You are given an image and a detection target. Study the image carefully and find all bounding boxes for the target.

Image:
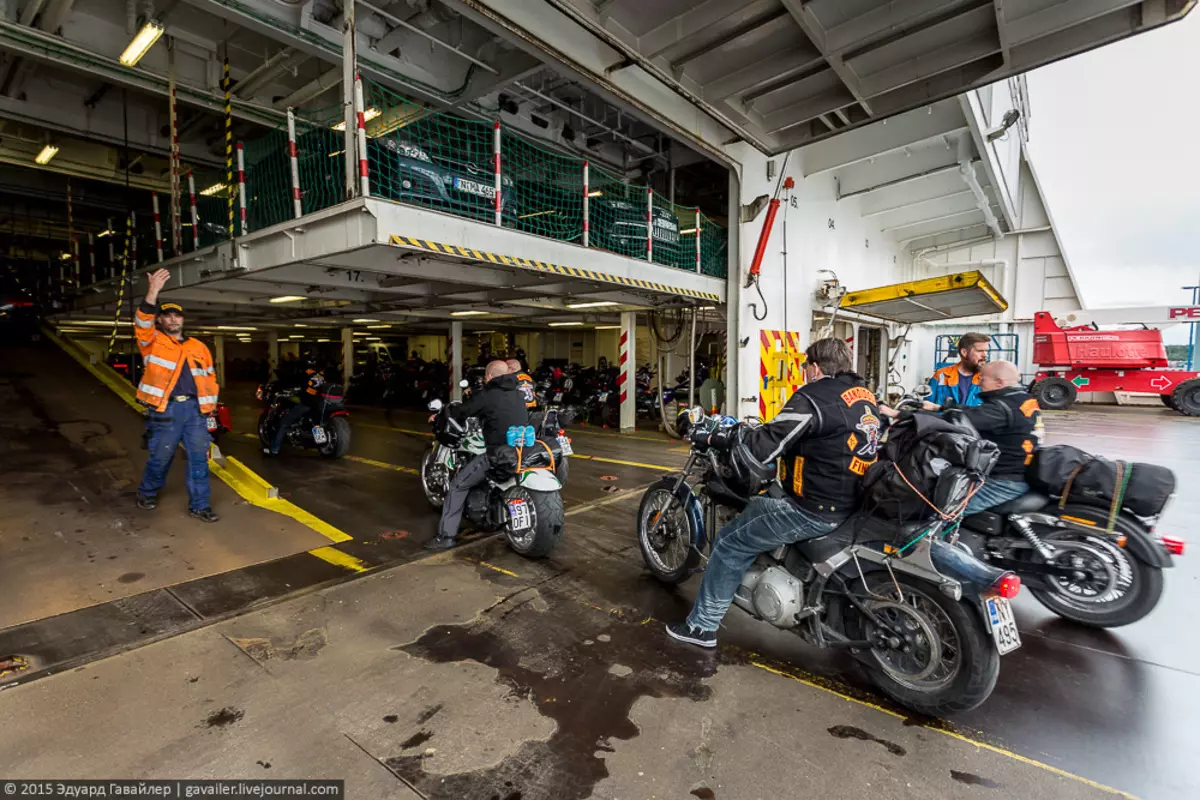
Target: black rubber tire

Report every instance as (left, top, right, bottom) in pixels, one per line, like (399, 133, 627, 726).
(257, 410, 273, 449)
(847, 572, 1000, 717)
(555, 456, 569, 485)
(1032, 377, 1077, 410)
(319, 416, 351, 458)
(1170, 378, 1200, 416)
(637, 476, 701, 585)
(1029, 506, 1165, 628)
(506, 489, 564, 558)
(1161, 394, 1177, 409)
(419, 446, 446, 510)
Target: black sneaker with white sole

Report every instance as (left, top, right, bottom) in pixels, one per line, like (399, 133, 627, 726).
(665, 621, 717, 648)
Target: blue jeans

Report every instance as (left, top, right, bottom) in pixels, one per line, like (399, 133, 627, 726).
(965, 478, 1029, 516)
(138, 398, 212, 511)
(686, 496, 837, 632)
(271, 402, 312, 454)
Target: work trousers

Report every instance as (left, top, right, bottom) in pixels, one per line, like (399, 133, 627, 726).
(436, 454, 491, 541)
(138, 397, 212, 512)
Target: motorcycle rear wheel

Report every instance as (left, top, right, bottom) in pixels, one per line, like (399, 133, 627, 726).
(318, 416, 351, 458)
(637, 477, 700, 584)
(848, 572, 999, 716)
(505, 488, 564, 558)
(1027, 518, 1163, 628)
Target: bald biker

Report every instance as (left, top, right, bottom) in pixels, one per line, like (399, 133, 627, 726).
(426, 359, 530, 550)
(883, 360, 1044, 514)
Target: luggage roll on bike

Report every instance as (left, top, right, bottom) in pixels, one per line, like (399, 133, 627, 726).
(637, 404, 1023, 716)
(421, 394, 571, 558)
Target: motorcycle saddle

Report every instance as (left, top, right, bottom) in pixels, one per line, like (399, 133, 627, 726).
(792, 515, 927, 564)
(961, 492, 1051, 534)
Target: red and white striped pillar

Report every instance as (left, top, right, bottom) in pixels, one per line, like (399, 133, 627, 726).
(492, 120, 502, 226)
(236, 143, 248, 236)
(287, 108, 303, 218)
(645, 187, 653, 262)
(187, 171, 199, 251)
(582, 160, 589, 247)
(152, 192, 164, 263)
(694, 206, 702, 273)
(354, 75, 370, 197)
(619, 311, 636, 432)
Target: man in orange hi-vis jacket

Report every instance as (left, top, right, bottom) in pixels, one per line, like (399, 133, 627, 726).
(134, 268, 220, 522)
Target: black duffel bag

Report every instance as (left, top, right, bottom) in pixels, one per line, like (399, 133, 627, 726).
(863, 412, 1000, 523)
(1026, 444, 1175, 518)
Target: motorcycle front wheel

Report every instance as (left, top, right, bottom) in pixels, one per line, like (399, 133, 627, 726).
(637, 477, 700, 584)
(847, 571, 999, 717)
(420, 446, 448, 509)
(257, 410, 273, 450)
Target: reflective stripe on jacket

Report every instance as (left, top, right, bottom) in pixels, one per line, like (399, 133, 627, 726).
(134, 302, 220, 412)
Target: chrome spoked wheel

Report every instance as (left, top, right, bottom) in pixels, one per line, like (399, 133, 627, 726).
(638, 488, 692, 576)
(866, 587, 961, 692)
(420, 447, 449, 509)
(1044, 538, 1123, 606)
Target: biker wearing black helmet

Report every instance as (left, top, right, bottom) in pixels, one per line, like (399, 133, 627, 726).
(666, 337, 881, 649)
(264, 352, 328, 456)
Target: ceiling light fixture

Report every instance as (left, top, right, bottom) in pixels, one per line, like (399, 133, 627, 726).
(269, 295, 306, 304)
(567, 301, 618, 309)
(451, 310, 489, 317)
(587, 190, 603, 197)
(200, 182, 227, 197)
(217, 325, 257, 331)
(678, 227, 698, 235)
(332, 107, 381, 132)
(352, 318, 379, 323)
(367, 324, 392, 329)
(594, 325, 620, 330)
(549, 321, 584, 327)
(96, 229, 114, 238)
(120, 20, 165, 67)
(35, 144, 59, 165)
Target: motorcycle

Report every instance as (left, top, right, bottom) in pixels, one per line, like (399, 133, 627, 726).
(256, 381, 352, 458)
(955, 484, 1181, 628)
(636, 407, 1022, 716)
(420, 384, 570, 557)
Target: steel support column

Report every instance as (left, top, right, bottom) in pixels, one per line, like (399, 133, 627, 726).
(450, 320, 463, 403)
(214, 334, 226, 387)
(619, 311, 636, 432)
(342, 1, 357, 200)
(268, 330, 279, 378)
(341, 327, 354, 390)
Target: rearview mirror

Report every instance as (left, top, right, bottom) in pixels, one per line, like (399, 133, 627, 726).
(459, 379, 469, 388)
(428, 399, 443, 412)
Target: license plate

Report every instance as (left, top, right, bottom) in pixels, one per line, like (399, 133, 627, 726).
(553, 392, 563, 402)
(312, 426, 328, 444)
(557, 435, 573, 456)
(507, 499, 533, 532)
(205, 417, 218, 431)
(452, 177, 496, 198)
(984, 596, 1021, 655)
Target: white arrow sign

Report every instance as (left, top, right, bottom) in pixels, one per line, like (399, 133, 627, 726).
(1150, 375, 1174, 392)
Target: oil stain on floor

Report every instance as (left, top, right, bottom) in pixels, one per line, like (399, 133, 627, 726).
(389, 580, 732, 800)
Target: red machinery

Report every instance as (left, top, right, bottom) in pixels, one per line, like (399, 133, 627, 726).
(1030, 308, 1200, 415)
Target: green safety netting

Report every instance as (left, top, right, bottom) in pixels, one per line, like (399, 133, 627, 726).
(79, 79, 728, 292)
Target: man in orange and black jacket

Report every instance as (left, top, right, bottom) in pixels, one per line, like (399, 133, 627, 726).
(134, 268, 220, 522)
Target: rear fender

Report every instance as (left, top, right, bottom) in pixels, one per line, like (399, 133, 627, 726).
(519, 470, 562, 491)
(1051, 505, 1172, 569)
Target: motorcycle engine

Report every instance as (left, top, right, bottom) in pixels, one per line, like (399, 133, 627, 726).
(464, 486, 490, 525)
(732, 563, 805, 629)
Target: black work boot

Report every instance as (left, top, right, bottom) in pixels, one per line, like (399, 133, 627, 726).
(136, 494, 158, 511)
(189, 508, 220, 523)
(423, 536, 456, 551)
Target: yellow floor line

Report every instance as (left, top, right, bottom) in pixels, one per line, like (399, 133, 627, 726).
(571, 454, 676, 472)
(458, 557, 520, 578)
(345, 454, 420, 475)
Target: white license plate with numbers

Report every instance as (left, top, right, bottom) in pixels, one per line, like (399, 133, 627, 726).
(557, 435, 573, 456)
(507, 499, 532, 531)
(206, 416, 218, 431)
(452, 177, 496, 198)
(984, 596, 1021, 655)
(311, 426, 328, 444)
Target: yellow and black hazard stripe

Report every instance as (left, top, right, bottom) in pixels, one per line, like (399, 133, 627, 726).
(388, 235, 723, 303)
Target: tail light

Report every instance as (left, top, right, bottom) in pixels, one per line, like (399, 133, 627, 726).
(256, 385, 264, 400)
(991, 572, 1021, 599)
(1160, 536, 1185, 556)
